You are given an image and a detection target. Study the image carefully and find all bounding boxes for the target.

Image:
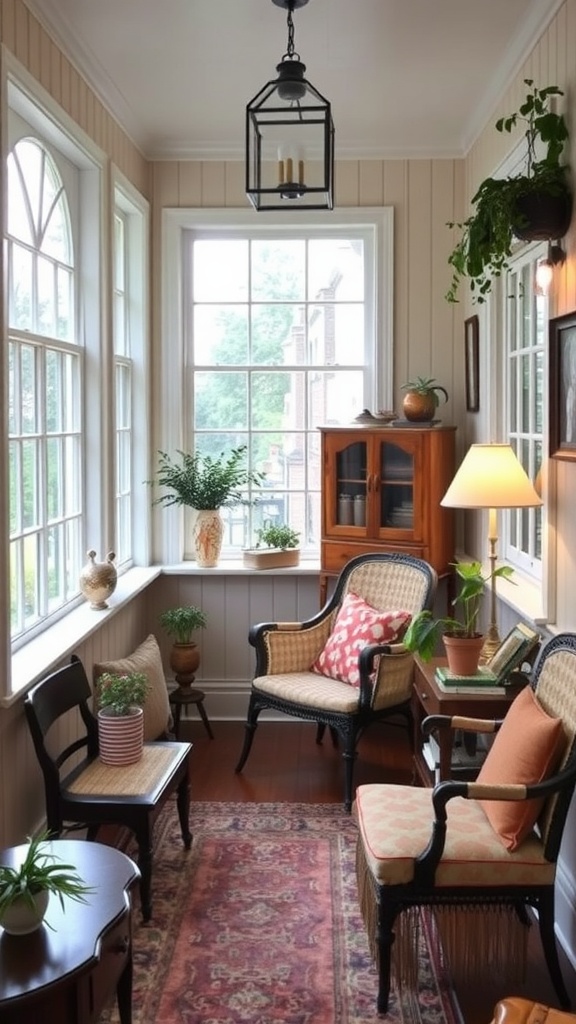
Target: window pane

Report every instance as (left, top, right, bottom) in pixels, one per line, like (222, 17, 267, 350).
(193, 240, 248, 301)
(21, 345, 37, 433)
(311, 371, 364, 427)
(195, 371, 248, 430)
(251, 371, 303, 430)
(251, 240, 305, 301)
(194, 305, 248, 364)
(252, 304, 302, 365)
(308, 239, 364, 300)
(9, 244, 33, 329)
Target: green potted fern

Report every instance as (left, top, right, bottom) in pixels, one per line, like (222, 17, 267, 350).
(153, 445, 265, 567)
(446, 79, 572, 304)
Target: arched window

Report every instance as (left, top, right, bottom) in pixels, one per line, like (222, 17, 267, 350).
(7, 137, 81, 640)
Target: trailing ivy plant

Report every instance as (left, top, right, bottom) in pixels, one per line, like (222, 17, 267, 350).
(446, 80, 571, 303)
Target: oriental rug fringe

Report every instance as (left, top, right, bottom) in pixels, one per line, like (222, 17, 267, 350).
(98, 801, 462, 1024)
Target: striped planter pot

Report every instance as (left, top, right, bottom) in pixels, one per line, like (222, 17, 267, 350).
(97, 707, 144, 766)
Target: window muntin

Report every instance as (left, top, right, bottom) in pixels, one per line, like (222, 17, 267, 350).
(186, 230, 374, 553)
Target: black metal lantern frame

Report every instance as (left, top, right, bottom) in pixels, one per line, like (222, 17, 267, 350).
(246, 0, 334, 211)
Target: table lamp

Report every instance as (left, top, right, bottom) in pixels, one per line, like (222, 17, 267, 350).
(440, 443, 543, 662)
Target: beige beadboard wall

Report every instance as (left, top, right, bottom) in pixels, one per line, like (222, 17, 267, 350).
(1, 0, 149, 196)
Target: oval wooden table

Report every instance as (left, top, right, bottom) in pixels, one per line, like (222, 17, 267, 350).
(0, 839, 140, 1024)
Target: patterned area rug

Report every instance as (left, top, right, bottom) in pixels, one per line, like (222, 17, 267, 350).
(98, 801, 461, 1024)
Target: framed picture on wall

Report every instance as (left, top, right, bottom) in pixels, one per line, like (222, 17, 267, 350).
(464, 315, 479, 412)
(550, 310, 576, 461)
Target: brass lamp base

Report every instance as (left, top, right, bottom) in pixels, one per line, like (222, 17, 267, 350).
(479, 627, 502, 665)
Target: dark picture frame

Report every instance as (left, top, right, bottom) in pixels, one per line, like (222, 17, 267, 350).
(464, 315, 479, 412)
(549, 311, 576, 461)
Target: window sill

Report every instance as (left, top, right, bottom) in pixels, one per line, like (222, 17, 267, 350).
(162, 559, 321, 576)
(5, 566, 161, 707)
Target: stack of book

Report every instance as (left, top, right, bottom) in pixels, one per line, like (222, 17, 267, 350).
(434, 664, 507, 694)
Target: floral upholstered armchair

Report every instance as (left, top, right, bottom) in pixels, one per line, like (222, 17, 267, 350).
(235, 552, 438, 811)
(355, 631, 576, 1013)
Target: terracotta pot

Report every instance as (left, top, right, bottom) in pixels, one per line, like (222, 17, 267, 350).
(402, 391, 437, 422)
(0, 890, 49, 934)
(442, 633, 485, 677)
(169, 642, 201, 688)
(193, 510, 224, 567)
(97, 707, 144, 765)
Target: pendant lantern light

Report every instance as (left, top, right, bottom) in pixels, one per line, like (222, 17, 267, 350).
(246, 0, 334, 211)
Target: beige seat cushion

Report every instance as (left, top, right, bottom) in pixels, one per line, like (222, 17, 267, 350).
(253, 671, 360, 713)
(354, 782, 555, 887)
(93, 635, 172, 741)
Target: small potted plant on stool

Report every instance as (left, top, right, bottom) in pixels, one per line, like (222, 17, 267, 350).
(159, 606, 213, 740)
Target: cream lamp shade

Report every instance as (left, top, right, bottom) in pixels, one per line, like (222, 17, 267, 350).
(440, 443, 542, 662)
(440, 444, 543, 510)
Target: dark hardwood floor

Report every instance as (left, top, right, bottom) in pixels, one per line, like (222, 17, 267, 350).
(180, 715, 576, 1024)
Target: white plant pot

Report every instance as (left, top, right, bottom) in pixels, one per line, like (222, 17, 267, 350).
(0, 889, 49, 934)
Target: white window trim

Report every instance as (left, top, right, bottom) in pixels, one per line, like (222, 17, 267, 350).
(158, 206, 394, 565)
(112, 166, 151, 568)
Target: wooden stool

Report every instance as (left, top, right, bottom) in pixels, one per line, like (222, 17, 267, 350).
(169, 686, 214, 740)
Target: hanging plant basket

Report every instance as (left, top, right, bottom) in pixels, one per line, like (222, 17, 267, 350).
(512, 187, 573, 241)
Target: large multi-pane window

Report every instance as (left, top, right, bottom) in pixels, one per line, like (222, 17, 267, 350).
(184, 228, 378, 553)
(503, 251, 546, 576)
(7, 137, 82, 641)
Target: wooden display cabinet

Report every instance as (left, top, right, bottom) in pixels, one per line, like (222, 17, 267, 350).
(319, 425, 456, 602)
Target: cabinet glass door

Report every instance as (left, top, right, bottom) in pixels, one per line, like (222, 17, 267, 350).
(379, 442, 414, 530)
(335, 441, 367, 528)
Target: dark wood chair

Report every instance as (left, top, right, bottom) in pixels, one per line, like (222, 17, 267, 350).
(235, 552, 438, 811)
(355, 632, 576, 1012)
(24, 655, 192, 922)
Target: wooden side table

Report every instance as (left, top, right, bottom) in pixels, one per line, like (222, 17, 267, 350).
(169, 686, 214, 740)
(0, 839, 139, 1024)
(412, 656, 526, 785)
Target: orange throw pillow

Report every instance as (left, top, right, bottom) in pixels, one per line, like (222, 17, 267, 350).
(476, 685, 565, 851)
(311, 592, 411, 688)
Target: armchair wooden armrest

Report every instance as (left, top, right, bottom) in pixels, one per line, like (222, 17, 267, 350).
(414, 760, 576, 885)
(422, 713, 503, 739)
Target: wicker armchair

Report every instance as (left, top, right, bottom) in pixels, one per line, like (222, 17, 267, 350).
(235, 552, 438, 811)
(355, 632, 576, 1013)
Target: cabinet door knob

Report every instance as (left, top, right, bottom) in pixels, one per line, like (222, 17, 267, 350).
(421, 692, 428, 700)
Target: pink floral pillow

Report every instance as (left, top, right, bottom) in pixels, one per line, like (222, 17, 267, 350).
(311, 593, 411, 687)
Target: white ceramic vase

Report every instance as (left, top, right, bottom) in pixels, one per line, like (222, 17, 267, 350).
(97, 707, 144, 765)
(0, 890, 49, 934)
(79, 550, 117, 609)
(193, 510, 224, 567)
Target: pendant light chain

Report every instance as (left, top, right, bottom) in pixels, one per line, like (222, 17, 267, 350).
(282, 7, 301, 63)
